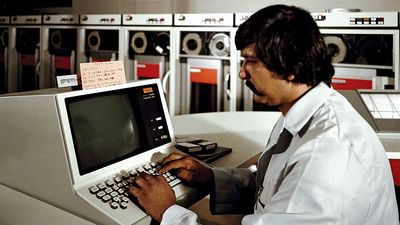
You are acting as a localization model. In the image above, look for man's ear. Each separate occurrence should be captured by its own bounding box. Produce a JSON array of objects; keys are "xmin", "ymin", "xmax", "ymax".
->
[{"xmin": 287, "ymin": 74, "xmax": 295, "ymax": 81}]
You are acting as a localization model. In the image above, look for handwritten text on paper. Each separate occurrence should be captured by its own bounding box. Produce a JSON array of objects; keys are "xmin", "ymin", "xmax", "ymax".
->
[{"xmin": 80, "ymin": 61, "xmax": 126, "ymax": 90}]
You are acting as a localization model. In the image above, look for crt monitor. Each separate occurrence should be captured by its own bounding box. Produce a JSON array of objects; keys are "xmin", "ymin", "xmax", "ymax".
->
[{"xmin": 65, "ymin": 83, "xmax": 171, "ymax": 176}]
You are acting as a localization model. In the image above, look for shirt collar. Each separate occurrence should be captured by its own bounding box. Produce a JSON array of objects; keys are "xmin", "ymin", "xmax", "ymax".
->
[{"xmin": 283, "ymin": 82, "xmax": 334, "ymax": 136}]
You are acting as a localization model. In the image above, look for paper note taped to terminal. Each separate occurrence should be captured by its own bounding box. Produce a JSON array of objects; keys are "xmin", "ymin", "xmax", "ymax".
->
[{"xmin": 80, "ymin": 61, "xmax": 126, "ymax": 90}]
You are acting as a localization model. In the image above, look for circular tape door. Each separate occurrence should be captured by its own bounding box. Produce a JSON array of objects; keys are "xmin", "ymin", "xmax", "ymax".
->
[
  {"xmin": 17, "ymin": 29, "xmax": 30, "ymax": 50},
  {"xmin": 355, "ymin": 36, "xmax": 391, "ymax": 65},
  {"xmin": 87, "ymin": 31, "xmax": 100, "ymax": 50},
  {"xmin": 209, "ymin": 33, "xmax": 230, "ymax": 57},
  {"xmin": 131, "ymin": 31, "xmax": 148, "ymax": 54},
  {"xmin": 153, "ymin": 32, "xmax": 170, "ymax": 55},
  {"xmin": 182, "ymin": 33, "xmax": 202, "ymax": 55},
  {"xmin": 50, "ymin": 30, "xmax": 62, "ymax": 49},
  {"xmin": 324, "ymin": 36, "xmax": 347, "ymax": 63}
]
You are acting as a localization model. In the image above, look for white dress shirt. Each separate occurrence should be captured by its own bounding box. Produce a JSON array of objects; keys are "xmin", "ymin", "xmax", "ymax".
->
[{"xmin": 161, "ymin": 82, "xmax": 399, "ymax": 225}]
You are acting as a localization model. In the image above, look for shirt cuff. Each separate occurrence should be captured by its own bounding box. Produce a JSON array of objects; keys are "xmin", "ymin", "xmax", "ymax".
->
[{"xmin": 161, "ymin": 204, "xmax": 198, "ymax": 225}]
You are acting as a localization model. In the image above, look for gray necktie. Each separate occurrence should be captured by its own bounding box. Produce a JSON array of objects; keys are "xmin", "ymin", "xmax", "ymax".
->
[
  {"xmin": 254, "ymin": 117, "xmax": 313, "ymax": 209},
  {"xmin": 255, "ymin": 128, "xmax": 293, "ymax": 209}
]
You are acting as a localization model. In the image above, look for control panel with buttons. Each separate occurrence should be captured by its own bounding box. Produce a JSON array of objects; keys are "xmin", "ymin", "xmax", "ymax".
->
[
  {"xmin": 10, "ymin": 15, "xmax": 42, "ymax": 25},
  {"xmin": 80, "ymin": 14, "xmax": 122, "ymax": 25},
  {"xmin": 174, "ymin": 13, "xmax": 234, "ymax": 27},
  {"xmin": 312, "ymin": 11, "xmax": 398, "ymax": 28},
  {"xmin": 122, "ymin": 14, "xmax": 173, "ymax": 26}
]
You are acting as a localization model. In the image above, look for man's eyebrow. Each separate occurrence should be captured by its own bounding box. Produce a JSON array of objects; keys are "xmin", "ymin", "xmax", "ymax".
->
[
  {"xmin": 241, "ymin": 53, "xmax": 251, "ymax": 57},
  {"xmin": 242, "ymin": 54, "xmax": 257, "ymax": 60}
]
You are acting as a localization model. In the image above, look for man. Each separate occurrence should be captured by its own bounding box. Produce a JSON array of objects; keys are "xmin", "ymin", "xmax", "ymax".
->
[{"xmin": 130, "ymin": 5, "xmax": 399, "ymax": 225}]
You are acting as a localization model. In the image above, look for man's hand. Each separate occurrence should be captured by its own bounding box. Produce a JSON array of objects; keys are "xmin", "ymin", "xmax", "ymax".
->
[
  {"xmin": 158, "ymin": 152, "xmax": 214, "ymax": 186},
  {"xmin": 130, "ymin": 173, "xmax": 176, "ymax": 222}
]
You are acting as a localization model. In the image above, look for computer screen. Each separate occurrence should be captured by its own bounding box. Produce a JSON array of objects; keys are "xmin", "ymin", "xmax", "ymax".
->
[{"xmin": 65, "ymin": 83, "xmax": 171, "ymax": 175}]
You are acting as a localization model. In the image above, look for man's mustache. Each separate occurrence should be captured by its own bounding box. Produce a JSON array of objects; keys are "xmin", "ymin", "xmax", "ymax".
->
[{"xmin": 245, "ymin": 79, "xmax": 261, "ymax": 96}]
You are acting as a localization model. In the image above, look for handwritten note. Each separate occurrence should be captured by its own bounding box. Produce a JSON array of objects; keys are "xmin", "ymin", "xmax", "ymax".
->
[{"xmin": 80, "ymin": 61, "xmax": 126, "ymax": 90}]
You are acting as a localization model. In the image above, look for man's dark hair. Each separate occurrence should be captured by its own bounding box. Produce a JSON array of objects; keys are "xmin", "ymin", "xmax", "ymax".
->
[{"xmin": 235, "ymin": 4, "xmax": 334, "ymax": 86}]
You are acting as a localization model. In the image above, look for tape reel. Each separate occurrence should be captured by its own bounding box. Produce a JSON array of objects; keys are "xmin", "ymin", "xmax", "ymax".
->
[
  {"xmin": 355, "ymin": 36, "xmax": 391, "ymax": 65},
  {"xmin": 16, "ymin": 29, "xmax": 29, "ymax": 50},
  {"xmin": 50, "ymin": 30, "xmax": 62, "ymax": 49},
  {"xmin": 324, "ymin": 36, "xmax": 347, "ymax": 63},
  {"xmin": 182, "ymin": 33, "xmax": 202, "ymax": 55},
  {"xmin": 153, "ymin": 32, "xmax": 170, "ymax": 55},
  {"xmin": 209, "ymin": 33, "xmax": 230, "ymax": 57},
  {"xmin": 16, "ymin": 29, "xmax": 39, "ymax": 53},
  {"xmin": 131, "ymin": 31, "xmax": 147, "ymax": 54},
  {"xmin": 87, "ymin": 31, "xmax": 100, "ymax": 50}
]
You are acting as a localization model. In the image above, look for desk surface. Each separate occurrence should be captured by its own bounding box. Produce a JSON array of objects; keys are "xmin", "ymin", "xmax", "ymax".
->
[
  {"xmin": 171, "ymin": 111, "xmax": 281, "ymax": 168},
  {"xmin": 0, "ymin": 111, "xmax": 281, "ymax": 225}
]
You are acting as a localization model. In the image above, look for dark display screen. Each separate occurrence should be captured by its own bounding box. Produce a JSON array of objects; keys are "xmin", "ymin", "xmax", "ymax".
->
[{"xmin": 66, "ymin": 84, "xmax": 171, "ymax": 175}]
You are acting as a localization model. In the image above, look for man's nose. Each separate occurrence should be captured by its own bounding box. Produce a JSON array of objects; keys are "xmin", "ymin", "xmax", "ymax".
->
[{"xmin": 239, "ymin": 66, "xmax": 247, "ymax": 80}]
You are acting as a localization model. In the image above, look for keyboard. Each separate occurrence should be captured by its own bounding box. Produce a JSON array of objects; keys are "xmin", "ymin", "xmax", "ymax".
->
[{"xmin": 88, "ymin": 161, "xmax": 181, "ymax": 210}]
